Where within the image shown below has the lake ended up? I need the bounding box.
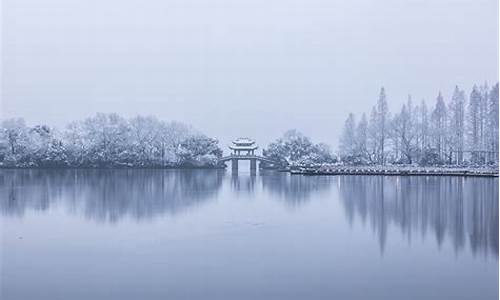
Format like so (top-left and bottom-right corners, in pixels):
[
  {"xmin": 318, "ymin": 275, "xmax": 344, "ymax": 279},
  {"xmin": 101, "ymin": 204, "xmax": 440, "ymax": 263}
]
[{"xmin": 0, "ymin": 169, "xmax": 498, "ymax": 300}]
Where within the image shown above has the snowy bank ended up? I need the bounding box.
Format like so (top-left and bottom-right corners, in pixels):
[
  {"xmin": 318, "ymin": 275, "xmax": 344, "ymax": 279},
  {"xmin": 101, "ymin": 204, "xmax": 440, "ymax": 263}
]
[{"xmin": 291, "ymin": 165, "xmax": 498, "ymax": 177}]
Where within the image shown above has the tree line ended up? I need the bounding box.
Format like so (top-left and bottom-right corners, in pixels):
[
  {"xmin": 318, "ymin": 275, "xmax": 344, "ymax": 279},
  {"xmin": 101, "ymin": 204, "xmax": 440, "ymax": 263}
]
[
  {"xmin": 339, "ymin": 83, "xmax": 499, "ymax": 166},
  {"xmin": 2, "ymin": 82, "xmax": 498, "ymax": 169},
  {"xmin": 263, "ymin": 129, "xmax": 336, "ymax": 166},
  {"xmin": 0, "ymin": 113, "xmax": 222, "ymax": 168},
  {"xmin": 0, "ymin": 116, "xmax": 337, "ymax": 168}
]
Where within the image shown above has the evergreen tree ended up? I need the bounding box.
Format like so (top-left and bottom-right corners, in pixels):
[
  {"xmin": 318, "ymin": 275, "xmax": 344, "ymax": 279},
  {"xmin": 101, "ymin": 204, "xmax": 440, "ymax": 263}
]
[
  {"xmin": 336, "ymin": 83, "xmax": 498, "ymax": 167},
  {"xmin": 367, "ymin": 106, "xmax": 379, "ymax": 163},
  {"xmin": 431, "ymin": 92, "xmax": 447, "ymax": 162},
  {"xmin": 487, "ymin": 83, "xmax": 499, "ymax": 163},
  {"xmin": 468, "ymin": 85, "xmax": 482, "ymax": 163},
  {"xmin": 376, "ymin": 87, "xmax": 389, "ymax": 164},
  {"xmin": 416, "ymin": 99, "xmax": 429, "ymax": 161},
  {"xmin": 448, "ymin": 86, "xmax": 465, "ymax": 164},
  {"xmin": 355, "ymin": 113, "xmax": 369, "ymax": 163},
  {"xmin": 391, "ymin": 96, "xmax": 417, "ymax": 164},
  {"xmin": 339, "ymin": 113, "xmax": 357, "ymax": 159}
]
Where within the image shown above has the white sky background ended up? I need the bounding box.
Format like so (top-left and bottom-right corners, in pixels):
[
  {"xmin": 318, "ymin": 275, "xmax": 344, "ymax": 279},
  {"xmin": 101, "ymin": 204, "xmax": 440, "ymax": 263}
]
[{"xmin": 1, "ymin": 0, "xmax": 498, "ymax": 149}]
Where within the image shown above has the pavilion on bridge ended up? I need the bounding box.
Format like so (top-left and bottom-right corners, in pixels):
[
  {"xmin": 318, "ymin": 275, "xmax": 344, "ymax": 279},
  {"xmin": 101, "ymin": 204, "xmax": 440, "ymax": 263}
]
[
  {"xmin": 229, "ymin": 138, "xmax": 258, "ymax": 156},
  {"xmin": 218, "ymin": 138, "xmax": 278, "ymax": 173}
]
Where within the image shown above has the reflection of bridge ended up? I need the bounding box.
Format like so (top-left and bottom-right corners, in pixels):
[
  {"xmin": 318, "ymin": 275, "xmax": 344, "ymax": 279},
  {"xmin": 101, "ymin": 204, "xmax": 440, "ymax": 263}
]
[{"xmin": 218, "ymin": 138, "xmax": 280, "ymax": 172}]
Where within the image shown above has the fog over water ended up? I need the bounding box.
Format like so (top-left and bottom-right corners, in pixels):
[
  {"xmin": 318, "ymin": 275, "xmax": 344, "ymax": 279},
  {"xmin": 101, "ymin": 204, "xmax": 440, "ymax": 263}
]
[{"xmin": 2, "ymin": 0, "xmax": 498, "ymax": 147}]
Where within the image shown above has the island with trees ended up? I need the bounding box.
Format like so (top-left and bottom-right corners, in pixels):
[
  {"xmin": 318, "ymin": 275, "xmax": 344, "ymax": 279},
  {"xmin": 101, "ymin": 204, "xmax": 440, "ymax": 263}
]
[{"xmin": 0, "ymin": 114, "xmax": 222, "ymax": 168}]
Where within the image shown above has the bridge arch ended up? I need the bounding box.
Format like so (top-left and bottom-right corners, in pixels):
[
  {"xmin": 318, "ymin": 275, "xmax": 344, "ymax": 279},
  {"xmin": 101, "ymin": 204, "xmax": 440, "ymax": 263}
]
[{"xmin": 217, "ymin": 155, "xmax": 280, "ymax": 172}]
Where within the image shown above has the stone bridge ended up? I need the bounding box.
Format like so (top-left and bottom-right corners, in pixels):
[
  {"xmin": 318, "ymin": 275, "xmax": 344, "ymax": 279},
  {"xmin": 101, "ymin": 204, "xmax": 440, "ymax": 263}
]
[
  {"xmin": 218, "ymin": 155, "xmax": 280, "ymax": 172},
  {"xmin": 221, "ymin": 138, "xmax": 280, "ymax": 172},
  {"xmin": 218, "ymin": 155, "xmax": 279, "ymax": 172}
]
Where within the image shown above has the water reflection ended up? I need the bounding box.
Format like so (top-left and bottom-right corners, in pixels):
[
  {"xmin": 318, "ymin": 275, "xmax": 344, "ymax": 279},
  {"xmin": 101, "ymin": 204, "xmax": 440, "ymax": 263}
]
[
  {"xmin": 0, "ymin": 169, "xmax": 224, "ymax": 222},
  {"xmin": 260, "ymin": 172, "xmax": 333, "ymax": 207},
  {"xmin": 230, "ymin": 173, "xmax": 256, "ymax": 195},
  {"xmin": 338, "ymin": 176, "xmax": 499, "ymax": 258},
  {"xmin": 1, "ymin": 170, "xmax": 498, "ymax": 259}
]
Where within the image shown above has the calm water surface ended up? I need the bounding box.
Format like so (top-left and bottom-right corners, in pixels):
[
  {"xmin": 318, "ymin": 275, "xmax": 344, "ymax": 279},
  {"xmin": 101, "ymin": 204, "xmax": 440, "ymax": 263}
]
[{"xmin": 0, "ymin": 169, "xmax": 498, "ymax": 300}]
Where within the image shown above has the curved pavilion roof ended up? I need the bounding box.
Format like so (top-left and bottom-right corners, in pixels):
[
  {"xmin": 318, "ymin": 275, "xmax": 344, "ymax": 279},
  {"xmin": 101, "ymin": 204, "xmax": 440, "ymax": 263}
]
[
  {"xmin": 229, "ymin": 138, "xmax": 258, "ymax": 150},
  {"xmin": 229, "ymin": 144, "xmax": 259, "ymax": 150},
  {"xmin": 232, "ymin": 138, "xmax": 256, "ymax": 146}
]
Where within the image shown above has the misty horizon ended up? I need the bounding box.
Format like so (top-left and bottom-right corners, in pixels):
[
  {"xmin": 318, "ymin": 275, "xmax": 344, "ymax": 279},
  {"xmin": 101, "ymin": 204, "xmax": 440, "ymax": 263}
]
[
  {"xmin": 2, "ymin": 82, "xmax": 498, "ymax": 150},
  {"xmin": 2, "ymin": 0, "xmax": 499, "ymax": 148}
]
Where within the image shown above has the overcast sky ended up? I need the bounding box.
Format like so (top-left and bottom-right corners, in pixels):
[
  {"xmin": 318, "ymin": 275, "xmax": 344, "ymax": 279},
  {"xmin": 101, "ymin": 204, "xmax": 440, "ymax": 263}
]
[{"xmin": 1, "ymin": 0, "xmax": 498, "ymax": 148}]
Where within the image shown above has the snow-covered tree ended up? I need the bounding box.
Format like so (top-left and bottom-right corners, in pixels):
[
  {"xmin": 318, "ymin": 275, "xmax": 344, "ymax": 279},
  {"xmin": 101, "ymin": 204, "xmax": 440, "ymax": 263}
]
[
  {"xmin": 468, "ymin": 85, "xmax": 482, "ymax": 163},
  {"xmin": 415, "ymin": 99, "xmax": 430, "ymax": 162},
  {"xmin": 355, "ymin": 113, "xmax": 369, "ymax": 163},
  {"xmin": 486, "ymin": 83, "xmax": 499, "ymax": 163},
  {"xmin": 448, "ymin": 86, "xmax": 466, "ymax": 164},
  {"xmin": 375, "ymin": 87, "xmax": 389, "ymax": 164},
  {"xmin": 0, "ymin": 114, "xmax": 222, "ymax": 168},
  {"xmin": 430, "ymin": 92, "xmax": 447, "ymax": 163},
  {"xmin": 367, "ymin": 107, "xmax": 379, "ymax": 163},
  {"xmin": 311, "ymin": 143, "xmax": 336, "ymax": 164},
  {"xmin": 391, "ymin": 96, "xmax": 417, "ymax": 164},
  {"xmin": 29, "ymin": 125, "xmax": 67, "ymax": 167},
  {"xmin": 176, "ymin": 135, "xmax": 222, "ymax": 167},
  {"xmin": 127, "ymin": 115, "xmax": 163, "ymax": 166},
  {"xmin": 0, "ymin": 118, "xmax": 32, "ymax": 166},
  {"xmin": 479, "ymin": 83, "xmax": 489, "ymax": 157},
  {"xmin": 339, "ymin": 113, "xmax": 356, "ymax": 158},
  {"xmin": 337, "ymin": 83, "xmax": 498, "ymax": 167},
  {"xmin": 75, "ymin": 113, "xmax": 130, "ymax": 166},
  {"xmin": 160, "ymin": 121, "xmax": 193, "ymax": 165},
  {"xmin": 265, "ymin": 129, "xmax": 335, "ymax": 166}
]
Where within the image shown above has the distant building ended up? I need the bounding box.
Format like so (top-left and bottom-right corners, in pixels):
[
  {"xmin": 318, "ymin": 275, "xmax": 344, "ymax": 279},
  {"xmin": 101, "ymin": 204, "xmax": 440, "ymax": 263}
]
[
  {"xmin": 218, "ymin": 138, "xmax": 278, "ymax": 172},
  {"xmin": 229, "ymin": 138, "xmax": 258, "ymax": 156}
]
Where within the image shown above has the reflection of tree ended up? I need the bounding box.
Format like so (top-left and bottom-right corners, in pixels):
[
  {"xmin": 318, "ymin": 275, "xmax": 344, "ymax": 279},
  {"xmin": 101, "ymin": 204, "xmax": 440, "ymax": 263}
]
[
  {"xmin": 0, "ymin": 169, "xmax": 223, "ymax": 223},
  {"xmin": 339, "ymin": 176, "xmax": 498, "ymax": 258},
  {"xmin": 260, "ymin": 172, "xmax": 332, "ymax": 207}
]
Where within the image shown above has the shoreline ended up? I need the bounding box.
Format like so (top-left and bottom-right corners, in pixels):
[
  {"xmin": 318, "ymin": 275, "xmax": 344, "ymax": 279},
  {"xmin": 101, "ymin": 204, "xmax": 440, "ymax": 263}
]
[
  {"xmin": 290, "ymin": 166, "xmax": 499, "ymax": 177},
  {"xmin": 1, "ymin": 166, "xmax": 498, "ymax": 177},
  {"xmin": 0, "ymin": 166, "xmax": 226, "ymax": 170}
]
